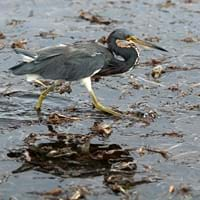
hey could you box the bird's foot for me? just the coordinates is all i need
[93,102,122,117]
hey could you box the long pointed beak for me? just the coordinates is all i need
[126,36,168,52]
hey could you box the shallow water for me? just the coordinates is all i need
[0,0,200,199]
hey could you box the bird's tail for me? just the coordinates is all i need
[9,48,37,75]
[9,62,27,75]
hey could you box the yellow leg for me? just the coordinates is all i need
[82,77,122,117]
[89,90,121,117]
[34,84,55,111]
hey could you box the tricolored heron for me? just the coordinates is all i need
[10,29,167,117]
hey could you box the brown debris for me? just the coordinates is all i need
[97,36,107,44]
[90,121,112,137]
[162,132,183,138]
[58,82,72,94]
[69,186,90,200]
[125,110,158,126]
[190,82,200,88]
[0,42,5,50]
[169,185,175,193]
[35,30,60,39]
[168,84,180,92]
[184,0,194,3]
[129,79,143,89]
[178,184,191,195]
[151,65,165,79]
[43,188,63,196]
[0,32,6,39]
[137,146,169,159]
[144,36,160,43]
[34,80,72,94]
[47,113,80,124]
[7,19,26,26]
[11,39,27,49]
[140,131,183,139]
[9,132,135,178]
[165,65,200,72]
[79,11,113,25]
[187,104,200,111]
[111,161,137,173]
[143,58,166,67]
[158,0,176,8]
[181,37,199,43]
[105,174,155,198]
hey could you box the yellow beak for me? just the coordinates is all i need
[126,36,168,52]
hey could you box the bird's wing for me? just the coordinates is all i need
[10,44,106,81]
[38,50,105,81]
[36,45,68,61]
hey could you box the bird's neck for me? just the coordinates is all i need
[108,40,139,68]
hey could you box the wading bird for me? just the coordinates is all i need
[10,29,167,117]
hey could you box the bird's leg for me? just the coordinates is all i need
[90,89,121,117]
[82,77,121,117]
[34,83,56,112]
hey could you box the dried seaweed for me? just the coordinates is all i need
[11,39,27,49]
[90,121,112,137]
[0,32,6,39]
[47,113,80,125]
[35,30,60,39]
[8,132,136,178]
[7,19,26,26]
[79,11,114,25]
[151,65,165,79]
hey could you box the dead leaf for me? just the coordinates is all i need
[169,185,175,193]
[79,11,113,25]
[162,132,183,138]
[24,150,31,162]
[187,104,200,111]
[178,184,191,195]
[47,113,80,124]
[69,186,90,200]
[137,146,169,159]
[151,65,165,79]
[137,147,146,156]
[7,19,26,26]
[0,32,6,39]
[129,79,143,89]
[158,0,176,8]
[35,30,60,39]
[111,161,137,172]
[11,39,27,49]
[168,84,180,92]
[181,37,199,43]
[90,121,112,137]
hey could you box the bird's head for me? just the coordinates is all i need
[108,28,167,52]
